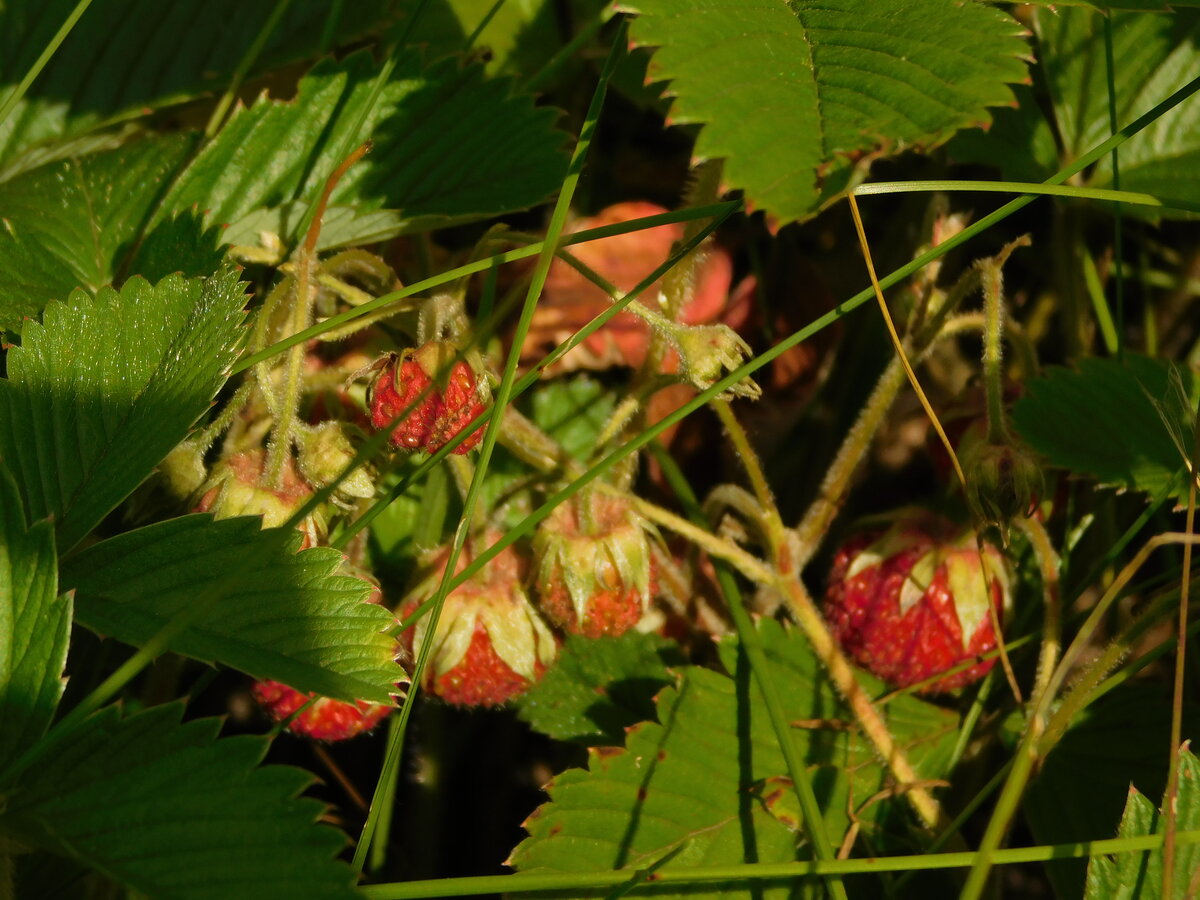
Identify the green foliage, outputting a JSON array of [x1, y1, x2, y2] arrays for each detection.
[[1011, 355, 1199, 504], [0, 0, 396, 179], [951, 8, 1200, 216], [60, 514, 402, 704], [0, 135, 197, 331], [1085, 746, 1200, 899], [511, 620, 958, 893], [0, 703, 360, 900], [0, 467, 68, 773], [516, 631, 681, 744], [161, 51, 570, 249], [621, 0, 1029, 223], [528, 375, 617, 461], [0, 268, 247, 552], [1025, 685, 1200, 898]]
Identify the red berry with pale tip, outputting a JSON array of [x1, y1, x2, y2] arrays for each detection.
[[401, 534, 556, 707], [823, 511, 1013, 694]]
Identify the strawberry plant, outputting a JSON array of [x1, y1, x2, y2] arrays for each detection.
[[2, 1, 1200, 899]]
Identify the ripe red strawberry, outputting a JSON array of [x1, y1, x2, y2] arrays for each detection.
[[823, 511, 1013, 693], [401, 534, 556, 707], [253, 680, 391, 741], [369, 351, 439, 451], [533, 492, 658, 638], [369, 343, 489, 454]]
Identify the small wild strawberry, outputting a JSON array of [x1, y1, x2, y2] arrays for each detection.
[[823, 510, 1012, 693], [402, 534, 556, 707], [369, 342, 489, 454], [533, 491, 657, 638], [194, 448, 325, 547], [252, 566, 397, 740], [253, 680, 392, 741]]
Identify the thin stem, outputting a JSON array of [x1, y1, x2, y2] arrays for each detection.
[[712, 401, 788, 564], [1163, 427, 1198, 898], [624, 494, 776, 586], [777, 573, 944, 829], [204, 0, 296, 138], [1018, 516, 1062, 714], [0, 0, 96, 127], [848, 193, 966, 489], [350, 20, 626, 870], [1103, 14, 1125, 358], [794, 356, 906, 569], [853, 180, 1164, 209]]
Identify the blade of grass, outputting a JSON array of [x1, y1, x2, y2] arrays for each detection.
[[1103, 14, 1125, 358], [349, 18, 628, 872], [0, 0, 96, 127], [359, 830, 1200, 898], [853, 181, 1161, 208]]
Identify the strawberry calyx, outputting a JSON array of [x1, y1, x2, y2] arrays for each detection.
[[533, 492, 658, 638]]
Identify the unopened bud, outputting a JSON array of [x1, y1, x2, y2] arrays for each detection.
[[963, 439, 1044, 538], [663, 322, 760, 400]]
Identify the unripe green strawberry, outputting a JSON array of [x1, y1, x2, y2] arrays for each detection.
[[823, 510, 1013, 693], [195, 448, 325, 547], [369, 342, 489, 454], [401, 534, 556, 707], [533, 492, 657, 638], [296, 421, 375, 507], [962, 438, 1044, 536]]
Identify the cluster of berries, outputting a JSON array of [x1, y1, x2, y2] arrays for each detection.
[[399, 489, 660, 707]]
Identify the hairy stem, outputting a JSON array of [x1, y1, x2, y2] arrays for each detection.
[[777, 572, 944, 829], [980, 260, 1010, 443]]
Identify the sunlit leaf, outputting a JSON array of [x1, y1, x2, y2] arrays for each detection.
[[620, 0, 1029, 223], [0, 267, 247, 551], [60, 514, 402, 705]]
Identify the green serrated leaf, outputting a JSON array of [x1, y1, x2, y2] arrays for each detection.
[[0, 0, 397, 179], [0, 135, 197, 331], [0, 268, 247, 552], [511, 620, 957, 893], [1011, 354, 1199, 504], [953, 8, 1200, 216], [0, 703, 359, 899], [0, 466, 68, 773], [528, 375, 617, 462], [59, 514, 402, 704], [1038, 8, 1200, 215], [1084, 745, 1200, 899], [620, 0, 1029, 224], [161, 50, 569, 249], [516, 631, 681, 744], [1026, 685, 1200, 899]]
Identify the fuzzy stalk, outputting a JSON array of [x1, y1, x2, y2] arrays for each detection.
[[793, 354, 907, 569], [713, 400, 789, 566], [625, 493, 776, 586], [1018, 516, 1062, 713], [979, 261, 1010, 444], [778, 572, 944, 829]]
